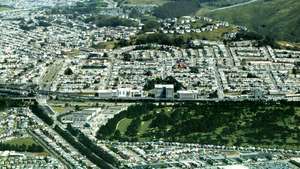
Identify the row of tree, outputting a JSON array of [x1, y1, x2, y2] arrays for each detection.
[[97, 103, 156, 138], [29, 101, 54, 126], [54, 125, 115, 169], [97, 101, 300, 148], [143, 76, 184, 92], [85, 15, 138, 28], [66, 124, 120, 166], [0, 142, 44, 152]]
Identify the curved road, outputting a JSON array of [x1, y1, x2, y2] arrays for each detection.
[[210, 0, 261, 12]]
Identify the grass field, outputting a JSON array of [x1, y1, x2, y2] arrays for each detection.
[[116, 118, 132, 134], [5, 137, 37, 146], [98, 102, 300, 150], [93, 41, 117, 49], [41, 60, 63, 85], [276, 41, 300, 50], [0, 6, 10, 12], [51, 106, 68, 114], [205, 0, 300, 42]]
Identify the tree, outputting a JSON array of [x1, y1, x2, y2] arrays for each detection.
[[64, 67, 73, 75], [190, 67, 199, 73], [75, 105, 80, 111], [150, 113, 170, 128], [122, 53, 132, 61], [125, 117, 141, 137], [103, 53, 109, 58]]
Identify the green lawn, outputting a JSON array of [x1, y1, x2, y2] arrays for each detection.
[[98, 102, 300, 150], [93, 41, 117, 50], [0, 6, 10, 12], [138, 120, 152, 135], [116, 118, 132, 134], [51, 106, 67, 114], [96, 0, 108, 8], [4, 137, 36, 146]]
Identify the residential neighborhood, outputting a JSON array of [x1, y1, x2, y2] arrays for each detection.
[[0, 0, 300, 168]]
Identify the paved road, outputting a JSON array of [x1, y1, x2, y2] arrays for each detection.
[[210, 0, 261, 12], [28, 129, 74, 169]]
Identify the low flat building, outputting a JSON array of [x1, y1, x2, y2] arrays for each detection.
[[177, 90, 198, 100]]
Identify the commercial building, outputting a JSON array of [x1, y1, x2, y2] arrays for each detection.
[[154, 84, 174, 99]]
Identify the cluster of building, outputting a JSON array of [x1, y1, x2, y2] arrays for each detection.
[[0, 108, 30, 142], [0, 7, 138, 87], [0, 0, 85, 9], [159, 16, 232, 35], [3, 0, 293, 101], [0, 151, 62, 169], [32, 128, 95, 168], [98, 141, 300, 169], [45, 40, 300, 101], [60, 103, 131, 137], [0, 107, 97, 168], [1, 9, 299, 101]]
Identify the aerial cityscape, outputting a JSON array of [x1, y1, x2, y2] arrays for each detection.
[[0, 0, 299, 168]]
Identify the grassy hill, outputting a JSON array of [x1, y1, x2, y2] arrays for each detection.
[[0, 5, 11, 12], [124, 0, 252, 18], [205, 0, 300, 42]]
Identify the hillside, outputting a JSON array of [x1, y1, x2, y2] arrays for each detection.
[[125, 0, 252, 18], [206, 0, 300, 42]]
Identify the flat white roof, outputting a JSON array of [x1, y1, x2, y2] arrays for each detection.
[[219, 165, 249, 169], [177, 90, 198, 94], [155, 84, 174, 88]]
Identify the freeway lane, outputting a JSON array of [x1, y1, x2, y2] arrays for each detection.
[[27, 129, 74, 169]]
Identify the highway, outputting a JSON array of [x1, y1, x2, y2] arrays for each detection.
[[27, 129, 74, 169]]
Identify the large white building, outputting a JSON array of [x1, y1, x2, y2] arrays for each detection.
[[154, 84, 174, 99], [177, 90, 198, 100]]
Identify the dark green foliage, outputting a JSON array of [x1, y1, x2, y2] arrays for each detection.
[[142, 20, 160, 32], [208, 0, 300, 42], [65, 125, 120, 166], [64, 67, 73, 76], [190, 67, 199, 73], [97, 103, 156, 138], [30, 102, 54, 126], [125, 117, 141, 136], [0, 99, 9, 111], [48, 1, 97, 14], [135, 33, 188, 47], [0, 98, 30, 111], [54, 125, 115, 169], [0, 143, 44, 152], [122, 52, 132, 61], [153, 0, 200, 18], [231, 31, 277, 47], [85, 15, 138, 27], [144, 76, 184, 92], [97, 101, 300, 149], [150, 112, 170, 128], [129, 8, 143, 18]]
